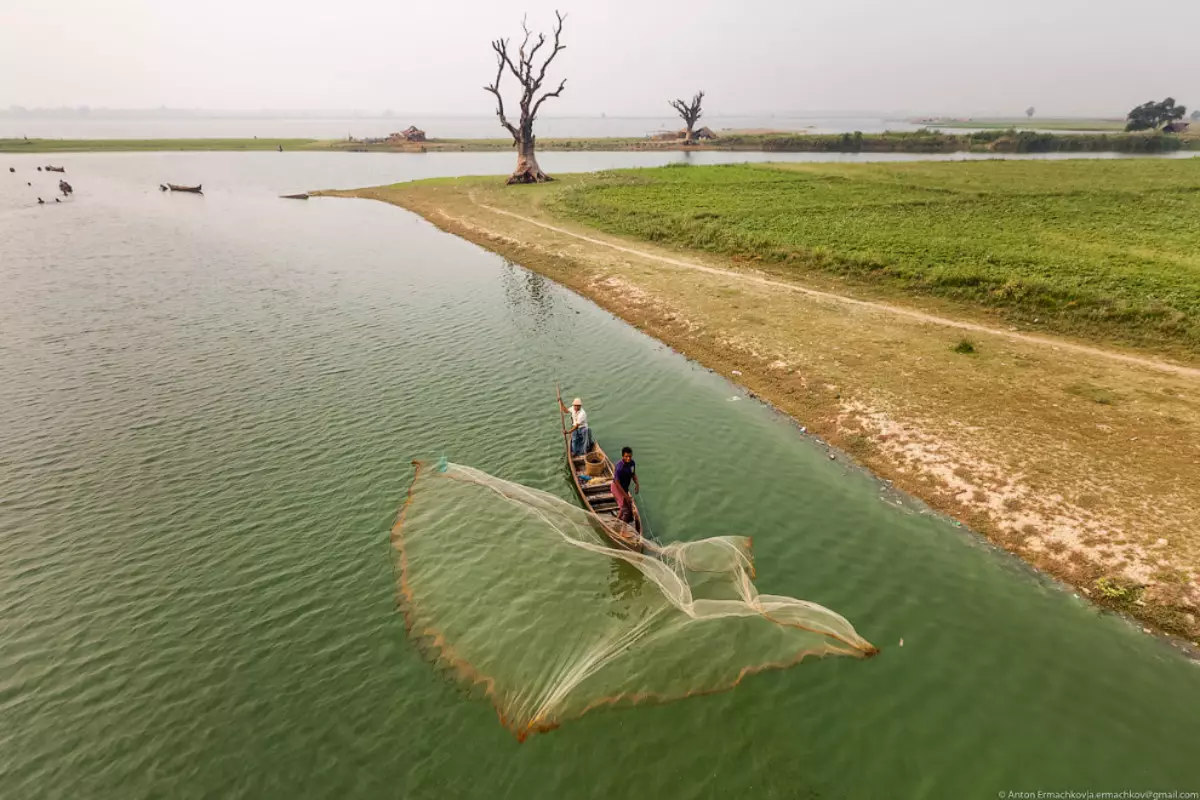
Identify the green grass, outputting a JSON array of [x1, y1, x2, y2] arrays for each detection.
[[551, 160, 1200, 352], [0, 138, 324, 153]]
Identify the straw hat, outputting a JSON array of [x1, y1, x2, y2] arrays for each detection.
[[572, 398, 582, 407]]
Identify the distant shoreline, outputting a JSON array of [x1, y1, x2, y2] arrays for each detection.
[[914, 117, 1127, 132], [3, 129, 1196, 155]]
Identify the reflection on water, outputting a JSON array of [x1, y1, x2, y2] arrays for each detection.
[[501, 259, 555, 334]]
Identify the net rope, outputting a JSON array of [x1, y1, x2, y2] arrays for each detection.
[[394, 461, 877, 740]]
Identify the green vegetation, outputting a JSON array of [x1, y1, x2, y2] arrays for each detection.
[[952, 339, 976, 355], [1124, 98, 1187, 132], [1066, 382, 1118, 406], [552, 160, 1200, 352], [1093, 576, 1143, 607], [698, 129, 1192, 153], [0, 138, 323, 152]]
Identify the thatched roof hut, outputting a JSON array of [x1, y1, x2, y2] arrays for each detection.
[[1163, 121, 1190, 134], [388, 126, 427, 143], [693, 126, 718, 140]]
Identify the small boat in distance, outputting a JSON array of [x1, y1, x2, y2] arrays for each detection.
[[558, 393, 644, 552], [166, 184, 203, 193], [44, 165, 65, 173], [280, 192, 309, 200]]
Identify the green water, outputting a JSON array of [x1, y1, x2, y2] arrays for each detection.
[[1, 153, 1198, 799]]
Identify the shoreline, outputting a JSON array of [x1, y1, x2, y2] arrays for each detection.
[[3, 128, 1197, 155], [318, 171, 1200, 648]]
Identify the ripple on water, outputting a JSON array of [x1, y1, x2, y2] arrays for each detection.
[[1, 153, 1199, 799]]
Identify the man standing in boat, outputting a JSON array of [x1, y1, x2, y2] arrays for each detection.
[[612, 447, 639, 525], [560, 397, 593, 456]]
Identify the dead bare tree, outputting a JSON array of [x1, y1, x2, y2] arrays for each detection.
[[670, 91, 705, 144], [484, 11, 568, 184]]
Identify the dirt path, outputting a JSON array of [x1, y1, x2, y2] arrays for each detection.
[[473, 201, 1200, 380], [338, 180, 1200, 644]]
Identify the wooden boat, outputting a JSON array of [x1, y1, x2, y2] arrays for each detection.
[[44, 165, 65, 173], [558, 394, 644, 552], [167, 183, 203, 193]]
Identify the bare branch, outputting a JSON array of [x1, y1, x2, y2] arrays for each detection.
[[491, 37, 523, 84], [532, 78, 568, 120], [516, 16, 535, 81], [484, 52, 519, 143], [526, 32, 547, 77], [670, 90, 706, 132], [531, 10, 567, 94]]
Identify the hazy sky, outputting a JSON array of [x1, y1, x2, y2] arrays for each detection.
[[2, 0, 1197, 117]]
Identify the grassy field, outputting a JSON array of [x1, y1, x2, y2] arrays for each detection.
[[926, 118, 1127, 131], [552, 159, 1200, 353]]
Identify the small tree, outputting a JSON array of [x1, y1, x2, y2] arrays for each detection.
[[670, 91, 705, 144], [1125, 97, 1186, 131], [1025, 106, 1035, 119], [484, 11, 568, 184], [1191, 110, 1200, 121]]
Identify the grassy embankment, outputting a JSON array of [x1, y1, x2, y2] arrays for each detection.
[[3, 128, 1196, 154], [328, 159, 1200, 644], [554, 160, 1200, 354]]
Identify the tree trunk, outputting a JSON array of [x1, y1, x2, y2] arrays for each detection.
[[684, 124, 695, 145], [508, 136, 552, 184]]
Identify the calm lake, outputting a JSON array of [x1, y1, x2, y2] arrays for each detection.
[[2, 151, 1198, 799]]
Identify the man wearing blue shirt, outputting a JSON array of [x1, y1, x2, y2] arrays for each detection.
[[612, 447, 639, 524]]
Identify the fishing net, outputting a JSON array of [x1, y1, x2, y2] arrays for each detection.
[[394, 461, 877, 740]]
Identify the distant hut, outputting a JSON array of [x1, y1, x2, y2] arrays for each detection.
[[1163, 121, 1190, 134], [693, 126, 718, 140], [386, 126, 427, 143]]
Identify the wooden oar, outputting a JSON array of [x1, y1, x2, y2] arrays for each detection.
[[555, 383, 567, 438]]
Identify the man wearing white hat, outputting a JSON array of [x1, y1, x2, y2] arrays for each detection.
[[559, 396, 593, 457]]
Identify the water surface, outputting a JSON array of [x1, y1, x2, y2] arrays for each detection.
[[1, 152, 1198, 799]]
